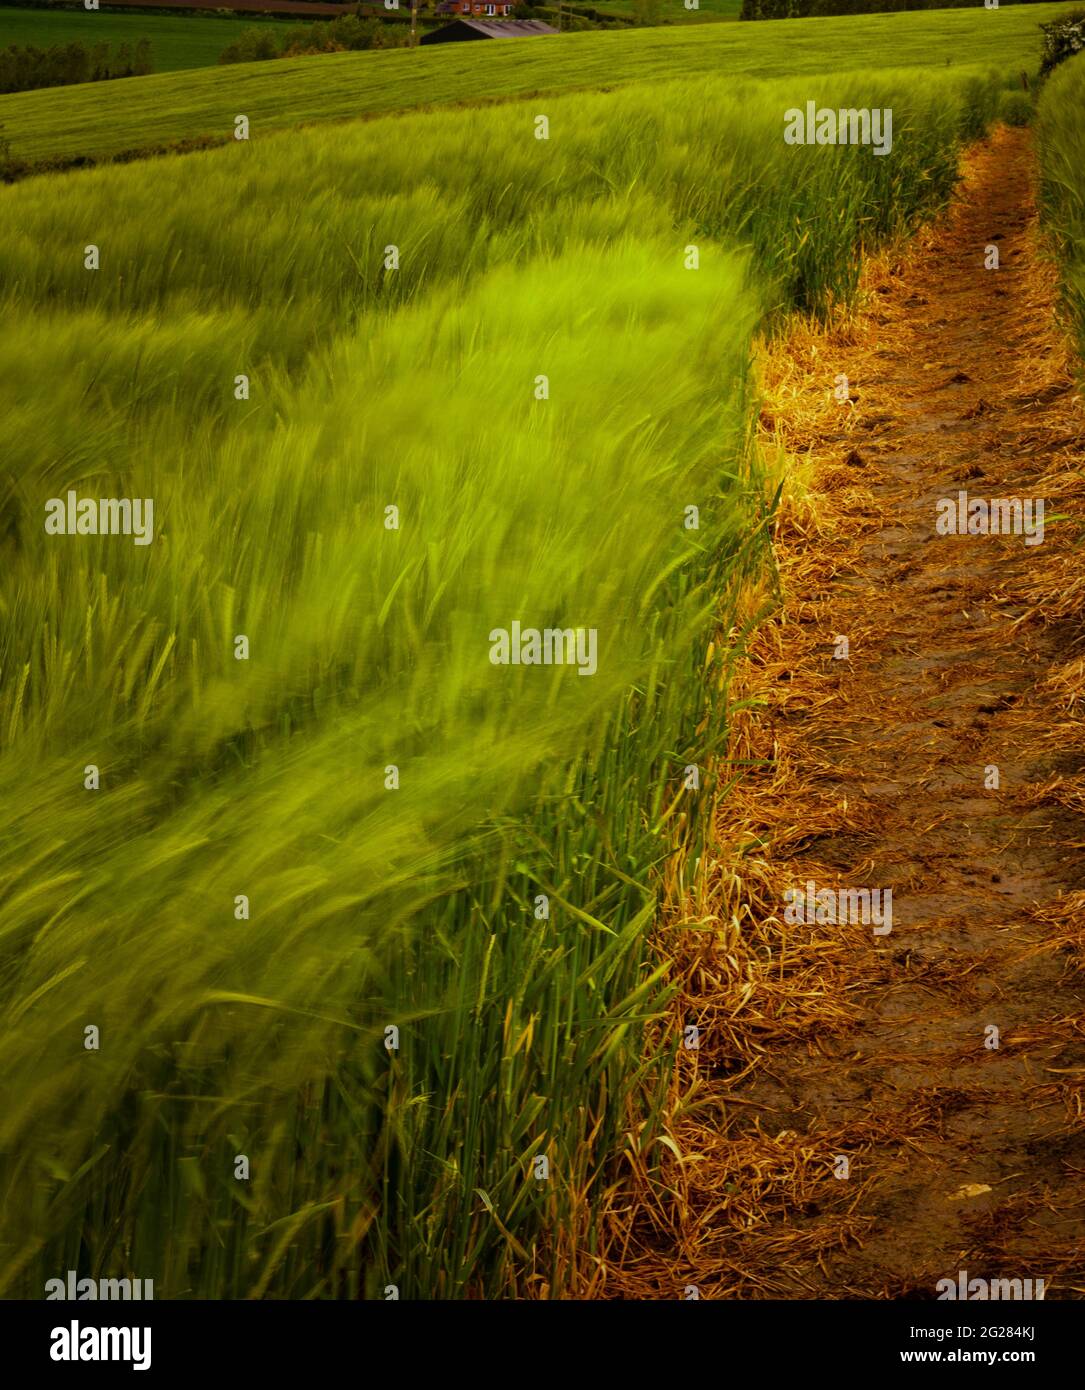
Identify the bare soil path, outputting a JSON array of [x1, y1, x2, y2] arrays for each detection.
[[610, 126, 1085, 1300]]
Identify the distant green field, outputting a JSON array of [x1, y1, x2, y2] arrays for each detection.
[[583, 0, 743, 22], [0, 5, 278, 71], [0, 2, 1075, 167]]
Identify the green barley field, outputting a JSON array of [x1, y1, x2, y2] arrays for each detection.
[[0, 52, 1018, 1298], [1037, 47, 1085, 361], [0, 3, 1076, 168]]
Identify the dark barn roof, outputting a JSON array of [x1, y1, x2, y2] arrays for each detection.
[[420, 18, 558, 42]]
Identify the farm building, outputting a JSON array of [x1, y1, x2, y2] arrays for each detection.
[[420, 17, 559, 42]]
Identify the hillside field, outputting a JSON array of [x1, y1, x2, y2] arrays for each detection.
[[0, 0, 738, 80], [0, 2, 1078, 166]]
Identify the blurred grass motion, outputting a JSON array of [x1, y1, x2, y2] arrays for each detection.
[[0, 69, 1005, 329], [1035, 52, 1085, 363], [0, 66, 1003, 1297]]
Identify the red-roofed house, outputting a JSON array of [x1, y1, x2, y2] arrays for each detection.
[[433, 1, 516, 16]]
